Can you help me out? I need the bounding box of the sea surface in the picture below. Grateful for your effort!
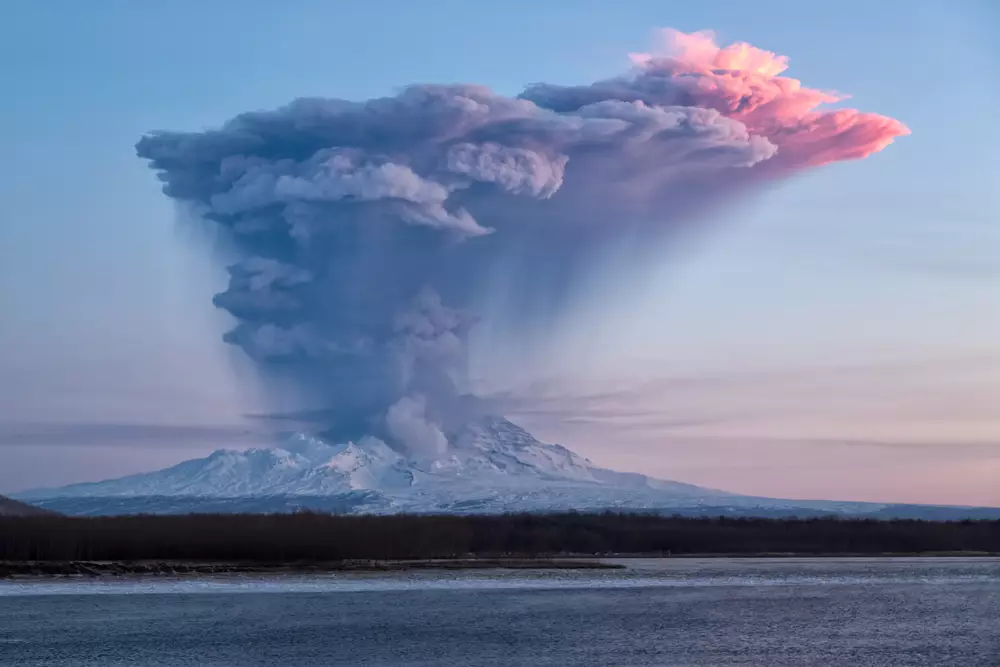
[1,558,998,666]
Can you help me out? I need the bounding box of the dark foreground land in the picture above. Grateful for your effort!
[2,513,998,575]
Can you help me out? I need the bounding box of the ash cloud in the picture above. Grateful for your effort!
[136,29,907,455]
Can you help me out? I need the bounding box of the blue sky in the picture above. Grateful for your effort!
[1,1,997,503]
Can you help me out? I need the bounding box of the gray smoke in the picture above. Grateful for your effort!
[136,43,902,454]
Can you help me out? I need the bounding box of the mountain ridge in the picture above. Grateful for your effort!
[18,417,721,502]
[0,495,56,516]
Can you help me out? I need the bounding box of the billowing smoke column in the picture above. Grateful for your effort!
[137,29,907,456]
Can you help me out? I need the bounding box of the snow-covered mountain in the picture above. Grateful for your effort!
[16,417,1000,519]
[18,417,727,513]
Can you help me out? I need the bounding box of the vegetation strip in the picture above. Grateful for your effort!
[2,513,997,566]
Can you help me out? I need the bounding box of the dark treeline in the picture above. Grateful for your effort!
[1,513,998,562]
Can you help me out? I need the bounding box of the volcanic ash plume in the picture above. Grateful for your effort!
[136,29,907,454]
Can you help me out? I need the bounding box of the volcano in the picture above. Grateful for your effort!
[15,417,999,519]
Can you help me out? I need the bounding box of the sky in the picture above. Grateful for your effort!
[0,0,997,505]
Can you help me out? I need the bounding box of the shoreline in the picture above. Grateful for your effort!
[3,552,998,579]
[610,551,1000,559]
[0,558,622,579]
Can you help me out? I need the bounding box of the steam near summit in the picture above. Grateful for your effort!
[136,29,907,457]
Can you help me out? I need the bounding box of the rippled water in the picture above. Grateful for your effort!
[1,558,998,666]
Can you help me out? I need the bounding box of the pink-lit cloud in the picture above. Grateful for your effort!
[538,28,910,169]
[647,29,911,167]
[635,29,911,167]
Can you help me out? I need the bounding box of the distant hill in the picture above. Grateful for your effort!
[0,495,55,516]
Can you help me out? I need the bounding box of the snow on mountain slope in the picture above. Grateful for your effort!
[32,415,986,518]
[19,434,411,499]
[17,416,732,512]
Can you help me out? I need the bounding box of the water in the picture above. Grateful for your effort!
[1,558,998,666]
